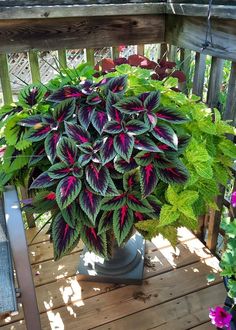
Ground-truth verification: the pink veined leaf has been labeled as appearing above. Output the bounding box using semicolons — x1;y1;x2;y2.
140;164;159;197
18;115;42;127
106;75;127;94
56;176;82;209
156;108;188;123
30;172;57;189
85;163;109;195
134;136;162;153
151;122;178;150
98;211;113;234
48;162;71;179
127;193;153;213
79;189;102;224
45;132;60;163
53;98;76;123
125;120;149;135
57;137;78;166
47;86;83;102
114;132;134;162
77;105;95;129
143;91;160;112
91;111;108;134
65;122;90;144
114;96;145;115
27;124;51;142
100;136;116;165
134;151;154;166
114;156;138;174
101;193;127;211
81;226;107;257
106;91;123;123
113;206;134;246
103;121;123;134
156;163;189;184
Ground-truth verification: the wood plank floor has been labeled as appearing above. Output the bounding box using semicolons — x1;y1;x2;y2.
0;227;225;330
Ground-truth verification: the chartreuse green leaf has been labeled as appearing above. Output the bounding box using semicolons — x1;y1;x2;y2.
219;139;236;159
2;146;31;173
158;204;180;226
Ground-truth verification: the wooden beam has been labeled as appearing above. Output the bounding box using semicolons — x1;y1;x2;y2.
28;50;41;84
192;52;206;98
166;15;236;62
0;53;13;104
207;57;224;109
0;15;165;53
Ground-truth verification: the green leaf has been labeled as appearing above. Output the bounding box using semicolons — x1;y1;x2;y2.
165;186;179;205
193;162;213;179
219;139;236;159
56;176;81;209
2;146;31;173
159;204;180;226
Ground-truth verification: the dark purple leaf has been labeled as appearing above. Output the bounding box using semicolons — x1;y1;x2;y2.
30;172;56;189
65;122;90;144
106;92;123;123
87;93;102;105
152;123;178;149
77;105;95;129
153;153;173;168
98;211;113;234
85;163;109;195
79;188;102;224
105;177;119;196
57;137;78;166
56;176;81;209
113;206;133;246
104;121;122;134
45;132;60;163
100;136;116;164
127;193;153;213
101;193;127;211
144;91;160;112
61;202;78;228
156;108;188;123
53;98;75;122
123;169;140;191
26;125;51;142
114;133;134;162
48;162;71;179
81;226;107;257
106;75;127;94
134;136;163;153
114;96;145;114
47;86;83;102
156;162;189;184
52;213;80;260
18;115;42;127
140;164;159;197
147;195;162;216
78;153;92;167
19;84;46;107
114;156;137;173
134;151;153;166
125;120;149;135
145;112;157;127
91;111;108;134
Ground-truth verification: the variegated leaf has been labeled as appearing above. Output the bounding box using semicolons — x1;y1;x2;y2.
57;137;78;166
53;98;76;122
114;133;134;162
140;164;159;197
81;226;107;257
56;176;81;209
48;162;71;179
91;111;108;134
85;163;109;195
45;132;60;163
101;193;127;211
65;122;90;144
113;206;134;246
79;188;102;224
30;172;57;189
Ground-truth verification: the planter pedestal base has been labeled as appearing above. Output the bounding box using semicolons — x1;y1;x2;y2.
77;232;145;284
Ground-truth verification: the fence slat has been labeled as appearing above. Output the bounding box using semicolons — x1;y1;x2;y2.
179;48;191;94
137;44;145;56
207;57;224;109
192;52;206;98
0;53;13;105
111;46;119;60
28;50;41;84
224;61;236;124
86;48;95;66
58;49;67;69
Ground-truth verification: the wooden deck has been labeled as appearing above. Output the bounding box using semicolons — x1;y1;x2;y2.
0;227;225;330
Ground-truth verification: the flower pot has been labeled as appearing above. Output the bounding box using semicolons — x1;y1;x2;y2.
77;232;145;284
223;276;236;330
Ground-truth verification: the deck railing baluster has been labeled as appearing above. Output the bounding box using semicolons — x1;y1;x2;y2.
28;50;41;84
207;57;224;109
111;46;119;60
137;44;145;56
179;48;191;95
192;52;206;98
58;49;67;69
0;53;13;104
85;48;95;66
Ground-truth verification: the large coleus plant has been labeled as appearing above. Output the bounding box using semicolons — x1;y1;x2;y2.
0;62;191;260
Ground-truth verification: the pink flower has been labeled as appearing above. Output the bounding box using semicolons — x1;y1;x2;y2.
231;191;236;207
209;306;232;329
118;45;126;52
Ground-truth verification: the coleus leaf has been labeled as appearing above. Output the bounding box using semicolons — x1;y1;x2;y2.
79;188;102;224
156;162;189;184
45;132;60;163
101;193;127;211
106;92;123;123
106;75;127;94
125;120;149;135
176;135;191;154
53;98;75;122
156;108;188;123
18;115;42;127
104;121;122;134
98;211;113;234
85;163;109;195
29;191;57;213
114;96;144;114
48;162;71;179
47;86;83;102
57;137;78;166
87;93;101;105
72;164;83;178
26;124;51;142
61;202;78;228
134;136;162;153
153;153;174;168
140;164;159;197
65;122;90;144
100;136;116;165
113;206;134;246
151;123;178;149
105;177;119;196
56;176;81;209
28;144;46;166
134;151;153;166
127;192;153;213
144;112;157;128
143;91;160;112
18;84;46;107
91;111;108;134
114;156;138;173
52;213;80;261
77;105;95;129
146;195;162;216
123;169;140;191
114;133;134;162
81;226;107;258
30;172;57;189
78;153;92;167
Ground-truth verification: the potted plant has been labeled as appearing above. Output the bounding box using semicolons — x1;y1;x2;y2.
0;56;236;283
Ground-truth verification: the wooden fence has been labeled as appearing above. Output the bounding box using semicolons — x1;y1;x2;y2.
1;1;236;255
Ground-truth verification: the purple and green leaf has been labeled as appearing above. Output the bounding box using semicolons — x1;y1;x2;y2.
101;193;127;211
57;137;78;166
140;164;159;197
85;163;109;195
125;120;149;135
151;123;178;149
79;188;102;224
48;162;71;179
113;206;133;246
100;136;116;164
114;156;138;174
30;172;57;189
56;176;81;209
114;133;134;162
106;92;123;122
47;86;83;102
127;192;153;213
45;132;60;163
81;226;107;258
53;98;75;122
77;105;95;129
114;96;144;115
98;211;113;234
65;122;90;144
156;108;188;123
91;111;108;134
134;136;162;153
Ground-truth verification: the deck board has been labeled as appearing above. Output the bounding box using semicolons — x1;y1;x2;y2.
0;228;223;330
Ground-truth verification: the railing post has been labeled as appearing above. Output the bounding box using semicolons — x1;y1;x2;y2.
86;48;95;66
137;44;145;56
28;50;41;84
58;49;67;69
0;53;13;105
207;57;224;109
160;43;168;61
224;61;236;125
192;52;206;98
111;46;119;60
179;48;191;95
